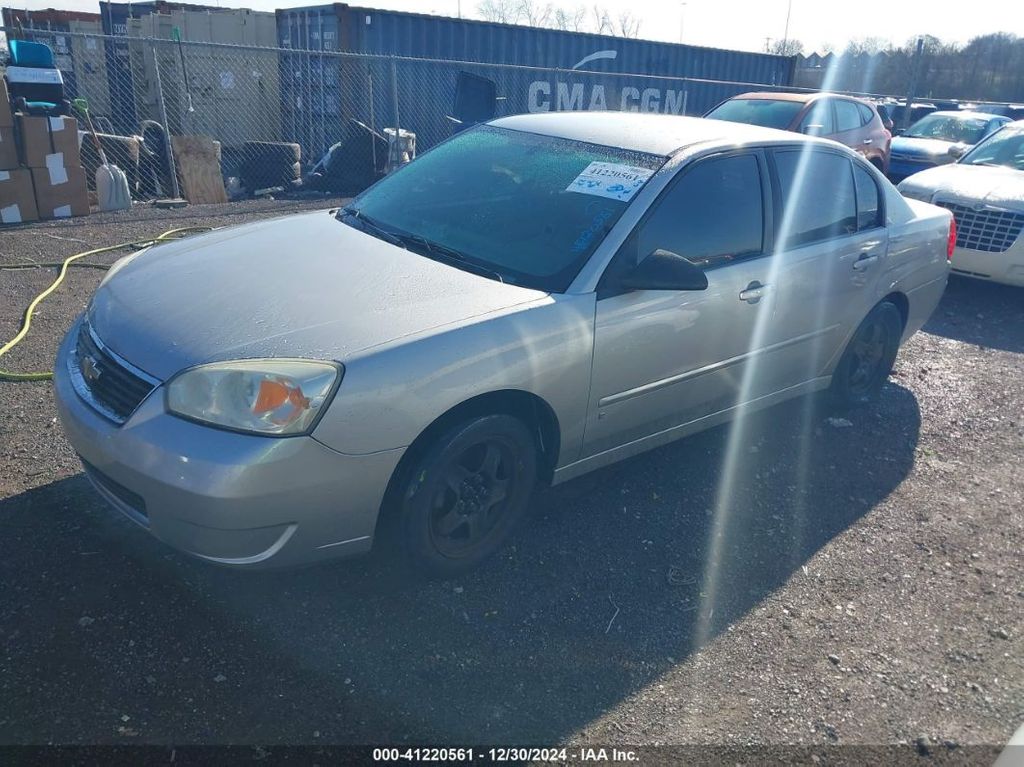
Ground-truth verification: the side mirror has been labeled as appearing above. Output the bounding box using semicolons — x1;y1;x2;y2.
619;249;709;292
948;143;967;159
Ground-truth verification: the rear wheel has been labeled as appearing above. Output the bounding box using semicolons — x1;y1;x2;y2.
829;301;903;408
395;414;538;576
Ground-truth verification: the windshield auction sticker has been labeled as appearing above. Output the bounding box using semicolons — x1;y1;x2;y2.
567;161;655;202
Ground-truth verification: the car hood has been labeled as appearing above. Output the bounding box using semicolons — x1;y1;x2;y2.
87;210;547;381
898;163;1024;209
891;136;959;158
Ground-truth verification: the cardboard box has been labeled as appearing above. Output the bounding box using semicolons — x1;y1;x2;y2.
31;164;89;219
0;168;40;224
0;126;18;170
0;79;13;128
17;113;81;169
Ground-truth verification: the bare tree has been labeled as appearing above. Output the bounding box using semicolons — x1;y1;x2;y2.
616;11;641;39
476;0;521;24
517;0;554;27
553;4;587;31
770;38;805;56
842;36;889;56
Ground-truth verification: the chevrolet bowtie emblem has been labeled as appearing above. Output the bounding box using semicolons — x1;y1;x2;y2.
81;354;102;383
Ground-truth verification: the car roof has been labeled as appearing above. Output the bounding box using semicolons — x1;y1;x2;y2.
489;111;823;156
728;91;871;106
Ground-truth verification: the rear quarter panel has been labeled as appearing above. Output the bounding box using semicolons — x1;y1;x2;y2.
880;193;952;340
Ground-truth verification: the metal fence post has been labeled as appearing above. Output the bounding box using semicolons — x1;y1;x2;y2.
390;56;401;132
151;42;182;200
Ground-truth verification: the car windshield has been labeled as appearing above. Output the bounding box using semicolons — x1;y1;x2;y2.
959;126;1024;170
704;98;804;130
340;125;665;292
904;114;990;144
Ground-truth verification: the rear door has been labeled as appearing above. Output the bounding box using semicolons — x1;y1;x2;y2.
766;148;889;387
584;150;790;457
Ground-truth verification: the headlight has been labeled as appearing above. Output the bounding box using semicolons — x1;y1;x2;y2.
166;360;341;436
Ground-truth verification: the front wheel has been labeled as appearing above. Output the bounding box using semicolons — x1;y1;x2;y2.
829;301;903;408
395;414;538;576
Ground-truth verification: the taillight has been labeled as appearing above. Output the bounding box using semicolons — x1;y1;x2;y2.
947;217;957;262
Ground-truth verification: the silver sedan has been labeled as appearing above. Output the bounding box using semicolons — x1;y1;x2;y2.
54;112;953;573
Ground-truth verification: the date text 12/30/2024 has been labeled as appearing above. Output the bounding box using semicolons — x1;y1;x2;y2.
373;747;639;762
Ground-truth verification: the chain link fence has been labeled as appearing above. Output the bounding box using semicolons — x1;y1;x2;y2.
2;27;895;203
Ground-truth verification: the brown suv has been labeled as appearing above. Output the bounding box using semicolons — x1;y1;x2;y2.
705;92;892;173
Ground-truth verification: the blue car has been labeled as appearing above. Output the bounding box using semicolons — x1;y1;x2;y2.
889;111;1010;182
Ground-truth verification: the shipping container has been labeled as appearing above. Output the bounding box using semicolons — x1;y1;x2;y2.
128;8;280;150
2;8;112;115
275;4;796;162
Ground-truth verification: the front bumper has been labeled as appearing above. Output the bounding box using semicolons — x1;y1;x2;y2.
950;244;1024;287
54;319;404;569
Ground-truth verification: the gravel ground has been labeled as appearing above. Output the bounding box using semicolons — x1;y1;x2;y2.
0;204;1021;755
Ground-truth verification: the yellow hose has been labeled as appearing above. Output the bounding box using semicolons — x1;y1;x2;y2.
0;227;212;382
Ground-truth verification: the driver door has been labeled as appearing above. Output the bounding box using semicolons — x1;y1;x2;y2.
583;150;790;458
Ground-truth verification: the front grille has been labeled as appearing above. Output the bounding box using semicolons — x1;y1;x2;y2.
934;201;1024;254
73;322;159;424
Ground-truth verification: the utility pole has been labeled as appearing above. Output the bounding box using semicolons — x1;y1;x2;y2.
678;2;687;44
765;36;772;53
782;0;792;52
903;36;925;131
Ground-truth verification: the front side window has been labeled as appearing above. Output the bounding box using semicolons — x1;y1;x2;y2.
344;125;665;292
774;150;857;248
800;99;836;135
835;100;863;133
629;153;764;270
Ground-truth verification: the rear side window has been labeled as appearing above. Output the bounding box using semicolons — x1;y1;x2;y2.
835;100;863;132
800;100;835;134
857;103;875;125
853;164;883;230
633;154;764;269
773;150;858;247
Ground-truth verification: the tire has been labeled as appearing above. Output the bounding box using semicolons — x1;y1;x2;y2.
829;301;903;408
393;414;538;576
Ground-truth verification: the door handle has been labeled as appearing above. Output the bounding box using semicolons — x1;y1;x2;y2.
863;138;873;144
852;252;879;271
739;281;769;303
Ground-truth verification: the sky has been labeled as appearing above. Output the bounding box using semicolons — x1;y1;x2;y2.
6;0;1024;54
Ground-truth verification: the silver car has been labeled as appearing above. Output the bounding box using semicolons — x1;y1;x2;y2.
54;112;953;574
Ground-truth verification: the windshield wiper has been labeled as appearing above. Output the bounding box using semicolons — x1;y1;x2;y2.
338;207;406;249
398;233;507;284
339;208;509;284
